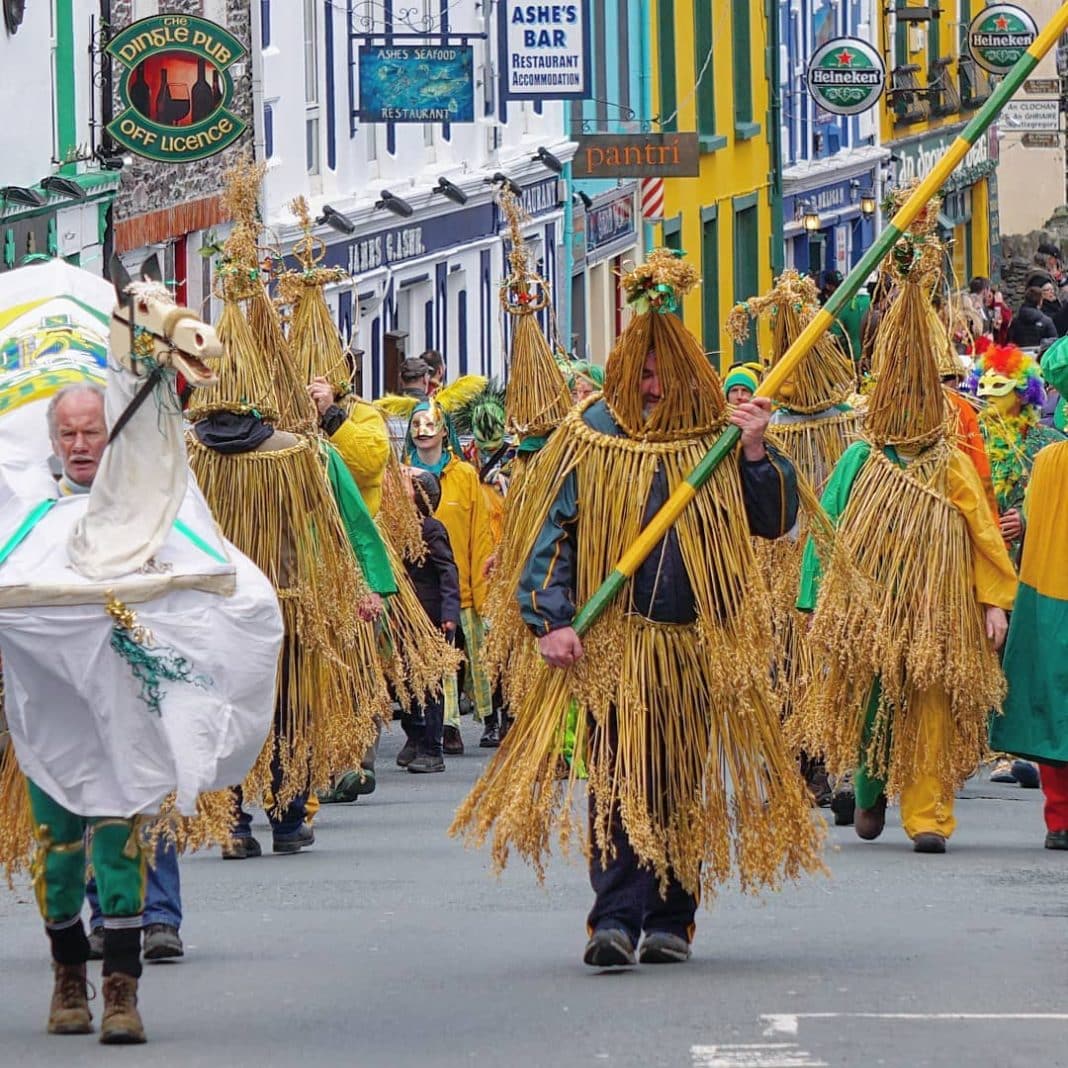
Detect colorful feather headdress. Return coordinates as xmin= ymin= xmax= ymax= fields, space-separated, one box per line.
xmin=966 ymin=343 xmax=1045 ymax=409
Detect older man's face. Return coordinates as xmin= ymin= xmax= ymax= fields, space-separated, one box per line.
xmin=52 ymin=391 xmax=107 ymax=486
xmin=640 ymin=351 xmax=663 ymax=418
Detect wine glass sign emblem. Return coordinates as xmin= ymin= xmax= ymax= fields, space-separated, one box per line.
xmin=106 ymin=15 xmax=248 ymax=163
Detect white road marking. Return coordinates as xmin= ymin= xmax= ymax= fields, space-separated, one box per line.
xmin=762 ymin=1013 xmax=1068 ymax=1037
xmin=691 ymin=1043 xmax=828 ymax=1067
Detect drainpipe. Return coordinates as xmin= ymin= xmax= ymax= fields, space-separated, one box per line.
xmin=561 ymin=156 xmax=574 ymax=352
xmin=768 ymin=0 xmax=784 ymax=276
xmin=639 ymin=0 xmax=654 ymax=254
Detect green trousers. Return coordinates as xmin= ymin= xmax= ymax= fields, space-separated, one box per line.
xmin=27 ymin=779 xmax=145 ymax=929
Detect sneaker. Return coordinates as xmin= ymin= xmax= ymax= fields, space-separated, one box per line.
xmin=142 ymin=924 xmax=183 ymax=962
xmin=396 ymin=739 xmax=419 ymax=768
xmin=912 ymin=832 xmax=947 ymax=854
xmin=1012 ymin=760 xmax=1040 ymax=789
xmin=88 ymin=927 xmax=104 ymax=961
xmin=639 ymin=931 xmax=692 ymax=964
xmin=272 ymin=824 xmax=315 ymax=854
xmin=990 ymin=758 xmax=1017 ymax=783
xmin=221 ymin=835 xmax=262 ymax=860
xmin=443 ymin=725 xmax=464 ymax=755
xmin=407 ymin=753 xmax=445 ymax=774
xmin=479 ymin=724 xmax=502 ymax=749
xmin=583 ymin=928 xmax=636 ymax=969
xmin=320 ymin=768 xmax=375 ymax=802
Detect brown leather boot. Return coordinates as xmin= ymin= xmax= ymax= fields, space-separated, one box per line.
xmin=99 ymin=973 xmax=146 ymax=1044
xmin=854 ymin=794 xmax=887 ymax=841
xmin=47 ymin=961 xmax=93 ymax=1034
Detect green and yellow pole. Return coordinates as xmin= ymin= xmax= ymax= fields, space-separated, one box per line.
xmin=574 ymin=4 xmax=1068 ymax=635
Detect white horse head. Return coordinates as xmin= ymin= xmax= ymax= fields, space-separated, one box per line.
xmin=108 ymin=254 xmax=222 ymax=389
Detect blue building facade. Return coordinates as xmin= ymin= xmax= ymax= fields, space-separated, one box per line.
xmin=779 ymin=0 xmax=888 ymax=282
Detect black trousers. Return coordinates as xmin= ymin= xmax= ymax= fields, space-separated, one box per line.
xmin=585 ymin=709 xmax=698 ymax=947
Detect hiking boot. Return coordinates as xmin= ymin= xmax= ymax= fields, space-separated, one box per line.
xmin=443 ymin=725 xmax=464 ymax=755
xmin=913 ymin=833 xmax=947 ymax=854
xmin=47 ymin=962 xmax=93 ymax=1035
xmin=583 ymin=928 xmax=636 ymax=969
xmin=1045 ymin=829 xmax=1068 ymax=850
xmin=396 ymin=739 xmax=419 ymax=768
xmin=87 ymin=927 xmax=104 ymax=961
xmin=142 ymin=924 xmax=183 ymax=962
xmin=99 ymin=973 xmax=145 ymax=1044
xmin=854 ymin=794 xmax=887 ymax=841
xmin=272 ymin=823 xmax=315 ymax=854
xmin=221 ymin=835 xmax=262 ymax=860
xmin=407 ymin=753 xmax=445 ymax=774
xmin=639 ymin=931 xmax=692 ymax=964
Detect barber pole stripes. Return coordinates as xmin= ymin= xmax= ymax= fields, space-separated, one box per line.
xmin=641 ymin=177 xmax=665 ymax=220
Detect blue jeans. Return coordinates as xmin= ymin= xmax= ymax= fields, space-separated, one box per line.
xmin=88 ymin=837 xmax=181 ymax=931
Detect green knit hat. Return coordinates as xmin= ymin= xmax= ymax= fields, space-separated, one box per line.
xmin=1041 ymin=336 xmax=1068 ymax=430
xmin=723 ymin=363 xmax=760 ymax=397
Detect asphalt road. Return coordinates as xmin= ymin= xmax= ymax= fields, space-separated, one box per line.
xmin=1 ymin=721 xmax=1066 ymax=1068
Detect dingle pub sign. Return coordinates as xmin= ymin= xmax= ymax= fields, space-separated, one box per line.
xmin=106 ymin=15 xmax=247 ymax=163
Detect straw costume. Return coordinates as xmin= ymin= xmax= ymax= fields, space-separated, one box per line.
xmin=793 ymin=207 xmax=1017 ymax=850
xmin=725 ymin=272 xmax=861 ymax=729
xmin=186 ymin=161 xmax=389 ymax=822
xmin=280 ymin=198 xmax=460 ymax=710
xmin=452 ymin=251 xmax=823 ymax=963
xmin=966 ymin=343 xmax=1065 ymax=565
xmin=990 ymin=338 xmax=1068 ymax=842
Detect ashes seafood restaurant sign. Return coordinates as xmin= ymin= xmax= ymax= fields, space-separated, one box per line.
xmin=968 ymin=4 xmax=1038 ymax=76
xmin=358 ymin=46 xmax=474 ymax=123
xmin=500 ymin=1 xmax=592 ymax=101
xmin=805 ymin=37 xmax=886 ymax=116
xmin=106 ymin=16 xmax=247 ymax=163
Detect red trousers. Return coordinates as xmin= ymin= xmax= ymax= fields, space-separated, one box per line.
xmin=1039 ymin=763 xmax=1068 ymax=832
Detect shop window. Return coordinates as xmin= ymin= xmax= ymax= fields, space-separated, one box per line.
xmin=731 ymin=0 xmax=759 ymax=140
xmin=732 ymin=196 xmax=759 ymax=363
xmin=658 ymin=0 xmax=677 ymax=133
xmin=303 ymin=0 xmax=321 ymax=178
xmin=701 ymin=207 xmax=719 ymax=357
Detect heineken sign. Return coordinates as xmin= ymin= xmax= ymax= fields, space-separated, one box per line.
xmin=805 ymin=37 xmax=886 ymax=116
xmin=106 ymin=15 xmax=247 ymax=163
xmin=968 ymin=4 xmax=1038 ymax=76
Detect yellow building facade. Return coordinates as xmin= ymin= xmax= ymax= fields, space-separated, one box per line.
xmin=650 ymin=0 xmax=774 ymax=370
xmin=880 ymin=1 xmax=998 ymax=284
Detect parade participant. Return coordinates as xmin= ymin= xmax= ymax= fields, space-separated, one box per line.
xmin=187 ymin=165 xmax=389 ymax=856
xmin=52 ymin=386 xmax=185 ymax=964
xmin=567 ymin=360 xmax=604 ymax=405
xmin=406 ymin=398 xmax=494 ymax=754
xmin=968 ymin=342 xmax=1064 ymax=564
xmin=990 ymin=338 xmax=1068 ymax=844
xmin=422 ymin=349 xmax=446 ymax=394
xmin=722 ymin=363 xmax=761 ymax=406
xmin=453 ymin=250 xmax=822 ymax=968
xmin=794 ymin=206 xmax=1016 ymax=854
xmin=396 ymin=468 xmax=461 ymax=773
xmin=727 ymin=270 xmax=863 ymax=815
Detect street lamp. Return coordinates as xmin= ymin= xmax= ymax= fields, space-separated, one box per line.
xmin=802 ymin=205 xmax=821 ymax=232
xmin=860 ymin=191 xmax=877 ymax=218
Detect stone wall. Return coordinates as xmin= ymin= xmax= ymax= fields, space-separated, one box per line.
xmin=109 ymin=0 xmax=253 ymax=250
xmin=998 ymin=207 xmax=1068 ymax=306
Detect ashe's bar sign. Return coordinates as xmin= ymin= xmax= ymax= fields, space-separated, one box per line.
xmin=968 ymin=4 xmax=1038 ymax=76
xmin=805 ymin=37 xmax=886 ymax=116
xmin=106 ymin=15 xmax=247 ymax=163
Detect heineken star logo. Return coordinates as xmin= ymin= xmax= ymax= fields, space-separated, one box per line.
xmin=835 ymin=49 xmax=854 ymax=66
xmin=805 ymin=37 xmax=885 ymax=115
xmin=968 ymin=4 xmax=1038 ymax=76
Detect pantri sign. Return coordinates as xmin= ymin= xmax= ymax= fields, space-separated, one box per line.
xmin=571 ymin=133 xmax=700 ymax=179
xmin=105 ymin=15 xmax=247 ymax=163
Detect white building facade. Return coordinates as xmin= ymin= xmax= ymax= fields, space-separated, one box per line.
xmin=256 ymin=0 xmax=575 ymax=395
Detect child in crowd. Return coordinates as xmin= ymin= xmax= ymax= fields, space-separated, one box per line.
xmin=397 ymin=468 xmax=461 ymax=773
